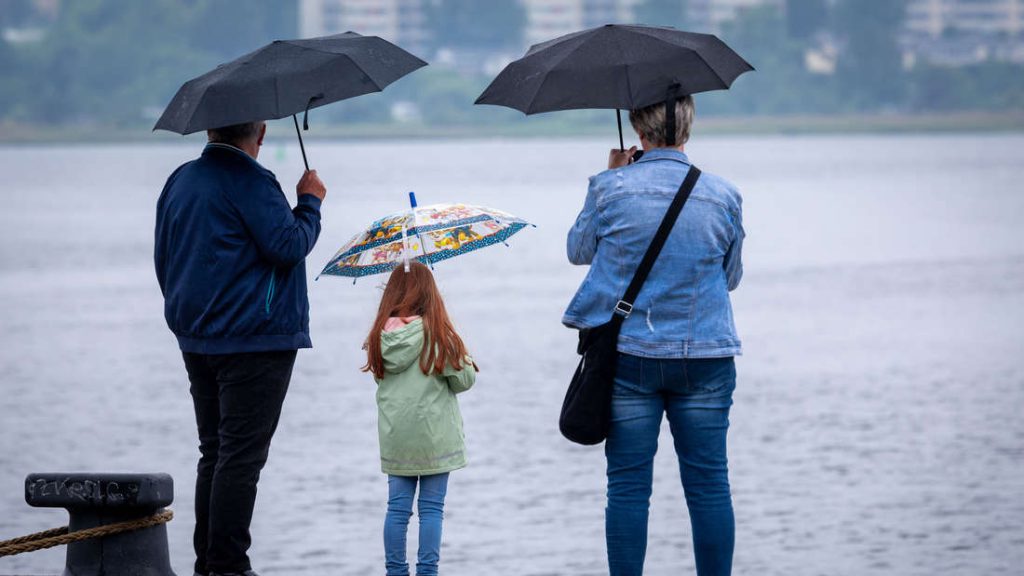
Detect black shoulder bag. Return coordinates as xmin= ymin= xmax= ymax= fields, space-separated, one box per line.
xmin=559 ymin=165 xmax=702 ymax=445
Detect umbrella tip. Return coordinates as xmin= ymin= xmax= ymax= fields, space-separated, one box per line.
xmin=409 ymin=191 xmax=418 ymax=208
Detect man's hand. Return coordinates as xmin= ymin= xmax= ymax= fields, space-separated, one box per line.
xmin=297 ymin=170 xmax=327 ymax=201
xmin=608 ymin=146 xmax=638 ymax=170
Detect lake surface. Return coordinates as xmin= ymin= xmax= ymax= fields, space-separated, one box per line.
xmin=1 ymin=133 xmax=1022 ymax=575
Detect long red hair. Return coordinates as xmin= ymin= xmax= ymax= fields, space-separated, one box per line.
xmin=363 ymin=261 xmax=470 ymax=379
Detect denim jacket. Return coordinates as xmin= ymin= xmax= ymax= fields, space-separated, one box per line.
xmin=562 ymin=149 xmax=744 ymax=358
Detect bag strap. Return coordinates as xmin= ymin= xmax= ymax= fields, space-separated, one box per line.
xmin=612 ymin=164 xmax=701 ymax=321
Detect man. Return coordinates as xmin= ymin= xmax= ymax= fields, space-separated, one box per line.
xmin=154 ymin=121 xmax=327 ymax=576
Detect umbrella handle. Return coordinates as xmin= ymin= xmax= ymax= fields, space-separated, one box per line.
xmin=293 ymin=114 xmax=310 ymax=171
xmin=616 ymin=109 xmax=624 ymax=152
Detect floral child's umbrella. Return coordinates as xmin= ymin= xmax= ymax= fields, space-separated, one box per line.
xmin=319 ymin=196 xmax=533 ymax=279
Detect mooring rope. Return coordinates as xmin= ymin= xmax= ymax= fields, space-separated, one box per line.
xmin=0 ymin=509 xmax=173 ymax=557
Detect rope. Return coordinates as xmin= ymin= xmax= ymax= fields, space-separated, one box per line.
xmin=0 ymin=509 xmax=173 ymax=557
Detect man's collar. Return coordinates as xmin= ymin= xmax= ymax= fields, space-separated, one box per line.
xmin=203 ymin=142 xmax=266 ymax=170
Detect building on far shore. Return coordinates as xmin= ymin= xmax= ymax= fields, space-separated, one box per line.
xmin=298 ymin=0 xmax=787 ymax=51
xmin=906 ymin=0 xmax=1023 ymax=37
xmin=903 ymin=0 xmax=1024 ymax=65
xmin=520 ymin=0 xmax=637 ymax=45
xmin=296 ymin=0 xmax=1024 ymax=70
xmin=687 ymin=0 xmax=784 ymax=31
xmin=520 ymin=0 xmax=790 ymax=45
xmin=298 ymin=0 xmax=431 ymax=53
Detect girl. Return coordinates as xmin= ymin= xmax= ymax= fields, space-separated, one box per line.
xmin=364 ymin=261 xmax=477 ymax=576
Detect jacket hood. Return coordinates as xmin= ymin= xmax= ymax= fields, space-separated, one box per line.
xmin=380 ymin=318 xmax=425 ymax=374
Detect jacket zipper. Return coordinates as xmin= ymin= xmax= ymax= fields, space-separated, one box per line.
xmin=265 ymin=268 xmax=276 ymax=315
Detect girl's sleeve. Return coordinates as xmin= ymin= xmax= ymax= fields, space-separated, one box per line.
xmin=443 ymin=355 xmax=476 ymax=394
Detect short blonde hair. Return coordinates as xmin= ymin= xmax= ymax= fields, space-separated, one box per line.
xmin=629 ymin=96 xmax=695 ymax=147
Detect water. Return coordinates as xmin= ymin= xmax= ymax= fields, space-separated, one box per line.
xmin=1 ymin=134 xmax=1022 ymax=575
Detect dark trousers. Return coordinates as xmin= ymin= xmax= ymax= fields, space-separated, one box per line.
xmin=182 ymin=350 xmax=297 ymax=574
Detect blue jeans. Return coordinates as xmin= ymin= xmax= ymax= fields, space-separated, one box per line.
xmin=384 ymin=473 xmax=449 ymax=576
xmin=605 ymin=353 xmax=736 ymax=576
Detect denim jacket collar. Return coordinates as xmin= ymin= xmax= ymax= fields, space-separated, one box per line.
xmin=635 ymin=148 xmax=691 ymax=166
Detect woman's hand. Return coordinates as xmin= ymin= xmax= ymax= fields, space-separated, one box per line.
xmin=608 ymin=146 xmax=638 ymax=169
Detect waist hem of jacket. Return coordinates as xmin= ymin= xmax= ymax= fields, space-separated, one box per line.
xmin=176 ymin=332 xmax=312 ymax=354
xmin=615 ymin=339 xmax=742 ymax=359
xmin=562 ymin=316 xmax=741 ymax=358
xmin=381 ymin=460 xmax=466 ymax=477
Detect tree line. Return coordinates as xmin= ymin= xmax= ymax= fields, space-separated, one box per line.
xmin=0 ymin=0 xmax=1021 ymax=130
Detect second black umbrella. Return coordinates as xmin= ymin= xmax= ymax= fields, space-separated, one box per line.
xmin=475 ymin=24 xmax=753 ymax=149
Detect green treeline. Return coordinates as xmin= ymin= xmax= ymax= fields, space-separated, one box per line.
xmin=701 ymin=0 xmax=1024 ymax=115
xmin=0 ymin=0 xmax=1022 ymax=131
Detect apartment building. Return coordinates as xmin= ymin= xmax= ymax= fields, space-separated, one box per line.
xmin=521 ymin=0 xmax=637 ymax=45
xmin=688 ymin=0 xmax=784 ymax=31
xmin=299 ymin=0 xmax=430 ymax=49
xmin=906 ymin=0 xmax=1024 ymax=36
xmin=298 ymin=1 xmax=786 ymax=50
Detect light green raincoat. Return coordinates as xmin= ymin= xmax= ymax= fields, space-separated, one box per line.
xmin=375 ymin=318 xmax=475 ymax=476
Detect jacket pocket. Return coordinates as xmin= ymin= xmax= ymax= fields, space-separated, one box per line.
xmin=264 ymin=268 xmax=276 ymax=315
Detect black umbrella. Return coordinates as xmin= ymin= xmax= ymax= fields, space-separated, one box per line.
xmin=154 ymin=32 xmax=427 ymax=169
xmin=475 ymin=24 xmax=753 ymax=149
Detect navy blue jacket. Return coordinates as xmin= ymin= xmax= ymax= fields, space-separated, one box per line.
xmin=154 ymin=143 xmax=322 ymax=354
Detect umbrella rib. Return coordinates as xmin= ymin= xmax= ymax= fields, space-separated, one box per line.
xmin=627 ymin=28 xmax=739 ymax=89
xmin=623 ymin=64 xmax=635 ymax=110
xmin=707 ymin=61 xmax=732 ymax=90
xmin=183 ymin=80 xmax=218 ymax=134
xmin=280 ymin=40 xmax=426 ymax=85
xmin=416 ymin=228 xmax=435 ymax=265
xmin=610 ymin=29 xmax=638 ymax=110
xmin=278 ymin=42 xmax=390 ymax=90
xmin=524 ymin=36 xmax=596 ymax=114
xmin=280 ymin=39 xmax=368 ymax=56
xmin=273 ymin=76 xmax=281 ymax=118
xmin=684 ymin=42 xmax=735 ymax=89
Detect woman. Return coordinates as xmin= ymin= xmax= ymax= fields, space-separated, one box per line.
xmin=563 ymin=95 xmax=745 ymax=576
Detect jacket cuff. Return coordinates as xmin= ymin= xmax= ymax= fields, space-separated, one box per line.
xmin=297 ymin=194 xmax=322 ymax=211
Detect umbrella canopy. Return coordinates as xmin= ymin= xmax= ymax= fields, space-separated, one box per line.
xmin=154 ymin=32 xmax=426 ymax=167
xmin=320 ymin=199 xmax=533 ymax=279
xmin=476 ymin=24 xmax=752 ymax=113
xmin=475 ymin=24 xmax=753 ymax=148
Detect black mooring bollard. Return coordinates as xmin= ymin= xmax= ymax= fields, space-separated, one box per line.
xmin=25 ymin=473 xmax=176 ymax=576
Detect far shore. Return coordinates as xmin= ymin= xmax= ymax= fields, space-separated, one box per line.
xmin=2 ymin=111 xmax=1023 ymax=145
